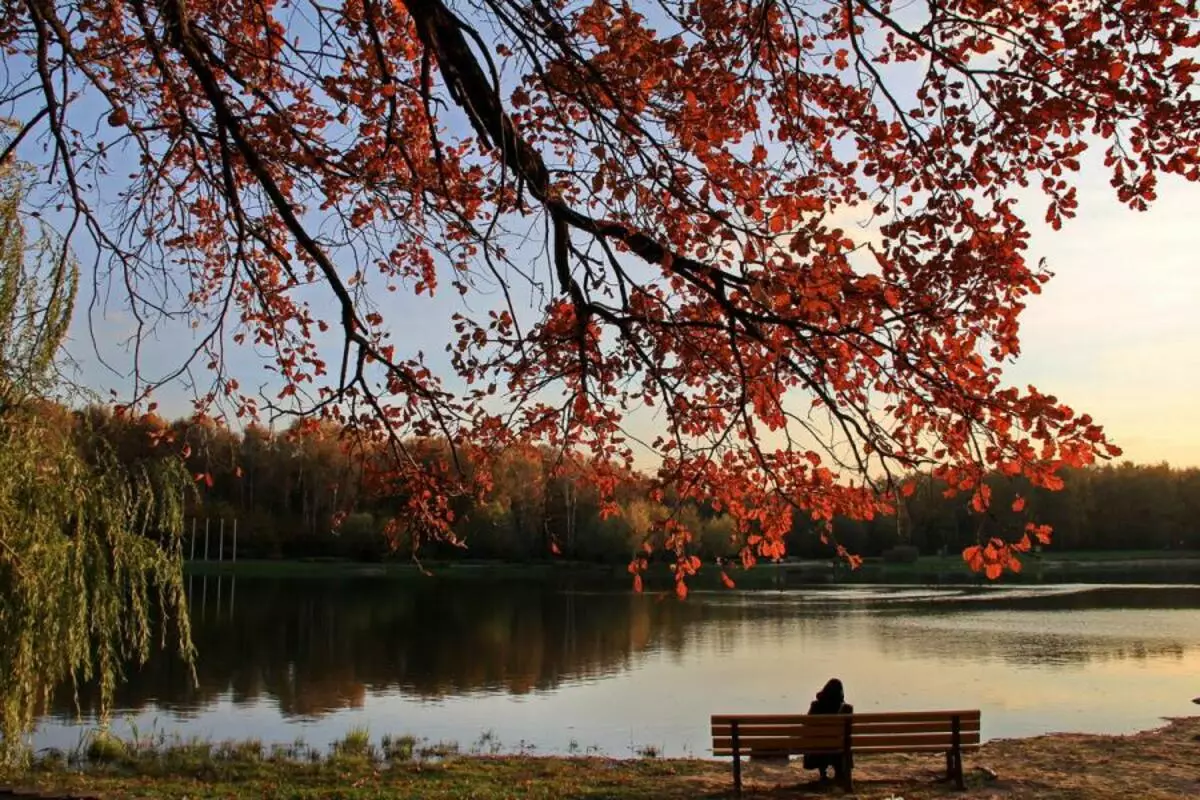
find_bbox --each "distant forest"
[69,405,1200,563]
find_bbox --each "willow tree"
[2,2,1197,592]
[0,158,193,761]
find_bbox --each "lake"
[32,578,1200,757]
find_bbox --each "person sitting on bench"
[802,678,854,782]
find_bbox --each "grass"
[4,718,1196,799]
[332,726,373,759]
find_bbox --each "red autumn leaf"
[720,571,736,589]
[1012,496,1026,513]
[1027,523,1054,545]
[963,545,985,572]
[971,484,992,513]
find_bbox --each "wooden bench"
[711,709,981,794]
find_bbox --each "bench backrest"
[710,710,981,757]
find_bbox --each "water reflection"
[37,580,1200,755]
[61,577,725,717]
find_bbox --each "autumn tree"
[2,0,1198,590]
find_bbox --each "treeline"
[73,406,1200,562]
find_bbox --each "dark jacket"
[802,681,853,772]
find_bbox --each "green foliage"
[380,733,416,762]
[0,153,193,762]
[84,732,127,764]
[332,726,373,759]
[0,158,76,409]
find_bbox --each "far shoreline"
[181,549,1200,586]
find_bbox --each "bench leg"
[950,715,966,790]
[840,753,853,792]
[732,721,742,796]
[951,748,965,790]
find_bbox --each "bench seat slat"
[847,711,981,724]
[710,714,841,725]
[853,732,980,748]
[712,724,845,737]
[850,720,980,735]
[712,731,979,752]
[712,746,843,757]
[712,742,982,757]
[711,719,981,737]
[712,736,844,750]
[711,710,979,725]
[852,742,982,754]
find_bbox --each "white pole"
[204,518,210,561]
[189,517,196,561]
[219,518,225,562]
[232,518,238,563]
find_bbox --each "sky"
[1000,163,1200,467]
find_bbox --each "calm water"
[32,579,1200,757]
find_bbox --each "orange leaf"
[962,545,984,572]
[720,571,735,589]
[1011,495,1026,513]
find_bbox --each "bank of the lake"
[182,549,1200,586]
[6,717,1198,799]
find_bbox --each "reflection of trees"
[54,578,809,719]
[48,584,1198,722]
